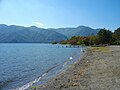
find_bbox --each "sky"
[0,0,120,30]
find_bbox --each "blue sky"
[0,0,119,30]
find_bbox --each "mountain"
[0,24,67,43]
[52,26,100,38]
[0,24,100,43]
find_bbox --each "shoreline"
[30,46,120,90]
[28,47,88,90]
[24,46,85,90]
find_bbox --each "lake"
[0,44,84,90]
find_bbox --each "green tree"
[112,27,120,44]
[89,36,97,45]
[97,29,112,44]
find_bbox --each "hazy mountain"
[0,24,100,43]
[0,24,67,43]
[52,26,100,38]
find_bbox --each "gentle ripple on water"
[0,44,84,90]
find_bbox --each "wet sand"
[30,46,120,90]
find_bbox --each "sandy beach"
[30,46,120,90]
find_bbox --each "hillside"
[52,26,100,38]
[0,24,67,43]
[0,24,100,43]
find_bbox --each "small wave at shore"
[13,63,62,90]
[13,46,84,90]
[13,75,42,90]
[14,56,76,90]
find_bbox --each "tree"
[112,27,120,44]
[89,36,97,45]
[97,29,112,44]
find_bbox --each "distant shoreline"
[29,46,120,90]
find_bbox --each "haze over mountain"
[0,24,100,43]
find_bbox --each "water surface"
[0,44,83,90]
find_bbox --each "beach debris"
[63,62,67,67]
[81,48,85,52]
[69,57,73,60]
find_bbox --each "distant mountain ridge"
[0,24,100,43]
[52,25,100,38]
[0,24,67,43]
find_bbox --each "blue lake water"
[0,44,83,90]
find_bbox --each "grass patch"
[30,86,38,90]
[90,46,109,52]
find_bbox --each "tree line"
[60,27,120,46]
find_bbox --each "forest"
[60,28,120,46]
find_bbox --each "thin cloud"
[33,21,44,27]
